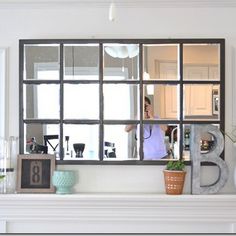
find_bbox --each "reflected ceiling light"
[105,44,139,58]
[109,2,116,21]
[127,44,139,58]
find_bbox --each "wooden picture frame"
[17,154,56,193]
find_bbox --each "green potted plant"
[163,160,186,195]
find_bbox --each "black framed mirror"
[19,39,225,165]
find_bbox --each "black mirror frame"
[19,38,225,165]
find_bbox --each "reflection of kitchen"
[23,43,220,161]
[164,125,215,161]
[145,44,220,120]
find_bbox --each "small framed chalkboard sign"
[17,154,56,193]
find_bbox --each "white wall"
[0,3,236,193]
[0,48,7,138]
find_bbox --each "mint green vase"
[52,170,76,194]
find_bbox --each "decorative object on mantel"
[52,170,77,194]
[163,160,186,195]
[16,154,56,193]
[222,126,236,189]
[0,136,18,194]
[191,124,229,194]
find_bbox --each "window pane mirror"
[63,124,99,160]
[143,84,179,120]
[104,84,139,120]
[24,123,60,157]
[23,84,60,119]
[64,84,99,120]
[24,44,60,80]
[19,39,224,165]
[182,124,219,161]
[104,124,139,161]
[183,44,220,81]
[104,43,139,80]
[64,44,99,80]
[143,44,179,81]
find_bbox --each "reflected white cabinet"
[184,64,219,80]
[156,61,178,119]
[164,85,178,118]
[156,62,216,118]
[154,84,178,119]
[184,65,214,117]
[184,84,213,116]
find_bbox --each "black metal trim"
[179,43,184,160]
[139,43,144,161]
[20,38,225,44]
[22,80,60,84]
[63,80,99,84]
[19,40,24,154]
[59,43,64,160]
[99,43,104,161]
[23,119,60,124]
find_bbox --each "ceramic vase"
[52,170,76,194]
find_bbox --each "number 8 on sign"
[30,161,42,185]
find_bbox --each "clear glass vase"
[0,136,18,194]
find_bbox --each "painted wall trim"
[0,0,236,8]
[0,48,8,139]
[1,193,236,233]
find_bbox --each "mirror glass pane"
[104,84,139,120]
[63,124,99,160]
[24,44,60,80]
[144,85,179,120]
[141,124,179,160]
[143,44,179,80]
[183,84,220,120]
[183,44,220,81]
[64,84,99,119]
[24,123,60,157]
[182,124,218,161]
[64,44,99,80]
[104,124,139,160]
[23,84,60,119]
[104,44,139,80]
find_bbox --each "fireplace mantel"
[0,193,236,233]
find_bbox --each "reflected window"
[24,44,60,80]
[104,84,139,120]
[64,44,99,80]
[23,84,60,119]
[64,84,99,119]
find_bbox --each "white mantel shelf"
[1,193,236,233]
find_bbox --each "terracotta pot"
[163,170,186,195]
